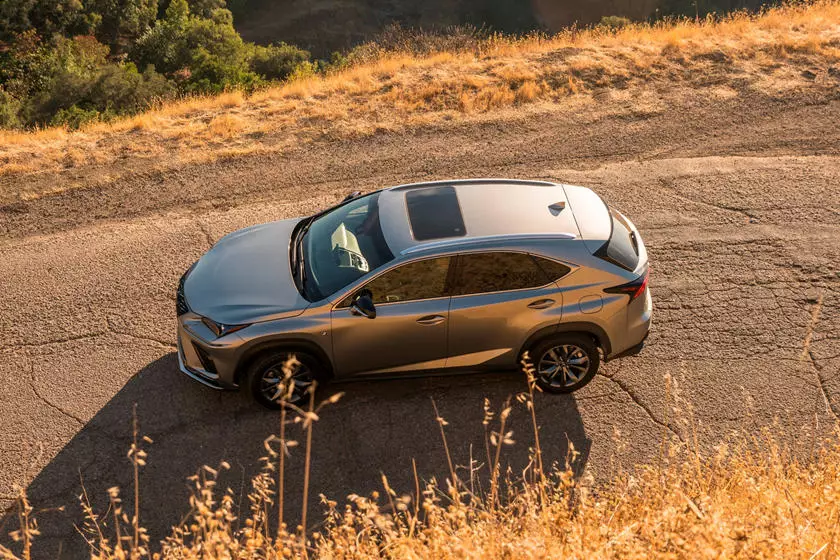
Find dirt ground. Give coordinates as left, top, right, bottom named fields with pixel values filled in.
left=1, top=88, right=838, bottom=557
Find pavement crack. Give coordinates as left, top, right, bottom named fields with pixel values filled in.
left=800, top=292, right=837, bottom=421
left=659, top=178, right=757, bottom=221
left=0, top=332, right=107, bottom=352
left=105, top=316, right=176, bottom=349
left=596, top=372, right=684, bottom=442
left=27, top=361, right=85, bottom=426
left=198, top=221, right=215, bottom=249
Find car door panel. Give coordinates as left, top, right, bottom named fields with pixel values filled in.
left=331, top=298, right=450, bottom=375
left=445, top=252, right=564, bottom=369
left=330, top=256, right=452, bottom=377
left=447, top=286, right=562, bottom=369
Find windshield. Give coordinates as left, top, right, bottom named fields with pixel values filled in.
left=300, top=192, right=394, bottom=300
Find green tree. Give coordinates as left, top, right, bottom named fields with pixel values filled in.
left=130, top=0, right=189, bottom=76
left=0, top=0, right=97, bottom=40
left=189, top=0, right=226, bottom=18
left=165, top=0, right=189, bottom=24
left=133, top=4, right=260, bottom=92
left=0, top=0, right=312, bottom=128
left=0, top=31, right=172, bottom=127
left=88, top=0, right=158, bottom=51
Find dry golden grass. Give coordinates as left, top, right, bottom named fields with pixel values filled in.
left=1, top=1, right=839, bottom=202
left=3, top=364, right=840, bottom=559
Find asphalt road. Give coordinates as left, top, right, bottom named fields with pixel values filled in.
left=1, top=91, right=838, bottom=557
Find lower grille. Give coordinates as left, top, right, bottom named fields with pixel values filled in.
left=192, top=343, right=218, bottom=374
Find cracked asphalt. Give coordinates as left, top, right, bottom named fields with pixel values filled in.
left=1, top=90, right=838, bottom=557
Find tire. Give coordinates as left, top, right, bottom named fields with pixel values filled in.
left=523, top=334, right=600, bottom=394
left=247, top=350, right=324, bottom=409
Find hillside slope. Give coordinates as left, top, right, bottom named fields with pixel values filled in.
left=1, top=2, right=838, bottom=206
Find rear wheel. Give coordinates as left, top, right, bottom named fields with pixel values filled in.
left=247, top=350, right=323, bottom=409
left=525, top=334, right=600, bottom=394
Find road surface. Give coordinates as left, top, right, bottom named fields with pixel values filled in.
left=1, top=90, right=838, bottom=557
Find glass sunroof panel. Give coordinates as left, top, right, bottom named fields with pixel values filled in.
left=405, top=186, right=466, bottom=241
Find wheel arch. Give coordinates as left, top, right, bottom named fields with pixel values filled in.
left=520, top=322, right=612, bottom=360
left=235, top=338, right=335, bottom=386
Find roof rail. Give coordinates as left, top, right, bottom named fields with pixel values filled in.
left=400, top=232, right=577, bottom=256
left=390, top=178, right=558, bottom=191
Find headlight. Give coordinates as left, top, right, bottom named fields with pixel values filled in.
left=201, top=317, right=250, bottom=338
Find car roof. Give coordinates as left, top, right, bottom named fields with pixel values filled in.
left=377, top=179, right=608, bottom=255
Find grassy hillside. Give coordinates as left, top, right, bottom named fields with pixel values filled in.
left=1, top=1, right=839, bottom=203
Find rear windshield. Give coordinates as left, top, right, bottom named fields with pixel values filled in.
left=595, top=210, right=639, bottom=271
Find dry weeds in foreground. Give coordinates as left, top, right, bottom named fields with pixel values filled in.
left=3, top=361, right=840, bottom=559
left=2, top=1, right=840, bottom=201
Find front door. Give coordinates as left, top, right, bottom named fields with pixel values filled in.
left=331, top=256, right=452, bottom=376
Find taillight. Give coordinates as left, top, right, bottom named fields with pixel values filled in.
left=604, top=269, right=648, bottom=303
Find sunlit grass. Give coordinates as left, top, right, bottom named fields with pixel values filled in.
left=3, top=364, right=839, bottom=559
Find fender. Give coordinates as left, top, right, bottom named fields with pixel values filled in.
left=235, top=337, right=335, bottom=385
left=519, top=321, right=613, bottom=359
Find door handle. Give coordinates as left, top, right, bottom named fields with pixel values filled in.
left=527, top=299, right=555, bottom=310
left=416, top=314, right=446, bottom=326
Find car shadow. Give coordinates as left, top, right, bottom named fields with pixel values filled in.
left=2, top=352, right=590, bottom=558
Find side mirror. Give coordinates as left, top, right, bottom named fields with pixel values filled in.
left=350, top=291, right=376, bottom=319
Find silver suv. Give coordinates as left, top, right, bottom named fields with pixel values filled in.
left=176, top=179, right=652, bottom=408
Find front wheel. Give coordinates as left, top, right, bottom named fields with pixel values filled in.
left=524, top=334, right=600, bottom=394
left=247, top=350, right=323, bottom=409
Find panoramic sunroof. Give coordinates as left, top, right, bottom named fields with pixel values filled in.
left=406, top=185, right=466, bottom=241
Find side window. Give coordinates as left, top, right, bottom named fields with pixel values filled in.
left=452, top=252, right=548, bottom=296
left=362, top=257, right=451, bottom=304
left=533, top=256, right=572, bottom=282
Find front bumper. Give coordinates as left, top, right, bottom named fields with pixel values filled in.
left=177, top=320, right=240, bottom=390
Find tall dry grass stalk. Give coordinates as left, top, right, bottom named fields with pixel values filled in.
left=3, top=1, right=840, bottom=202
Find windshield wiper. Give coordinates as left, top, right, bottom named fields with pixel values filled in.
left=296, top=233, right=306, bottom=289
left=291, top=217, right=315, bottom=297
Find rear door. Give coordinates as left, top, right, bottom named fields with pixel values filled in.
left=446, top=252, right=567, bottom=369
left=331, top=256, right=453, bottom=376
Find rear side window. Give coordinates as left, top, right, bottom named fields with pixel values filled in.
left=361, top=257, right=451, bottom=304
left=534, top=257, right=572, bottom=281
left=595, top=210, right=639, bottom=271
left=452, top=252, right=548, bottom=296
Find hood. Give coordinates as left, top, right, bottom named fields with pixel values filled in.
left=183, top=218, right=309, bottom=324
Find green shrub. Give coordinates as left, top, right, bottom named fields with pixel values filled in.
left=249, top=42, right=310, bottom=81
left=0, top=88, right=22, bottom=128
left=88, top=62, right=173, bottom=114
left=49, top=104, right=100, bottom=128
